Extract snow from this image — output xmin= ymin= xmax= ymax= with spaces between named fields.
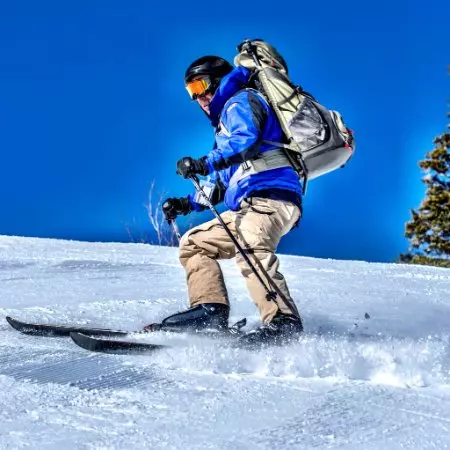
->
xmin=1 ymin=235 xmax=450 ymax=449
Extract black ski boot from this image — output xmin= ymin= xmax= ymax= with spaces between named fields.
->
xmin=236 ymin=313 xmax=303 ymax=349
xmin=145 ymin=303 xmax=229 ymax=333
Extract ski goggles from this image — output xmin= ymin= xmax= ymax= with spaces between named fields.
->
xmin=185 ymin=77 xmax=212 ymax=100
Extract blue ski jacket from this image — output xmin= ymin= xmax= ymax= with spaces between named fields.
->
xmin=188 ymin=67 xmax=302 ymax=212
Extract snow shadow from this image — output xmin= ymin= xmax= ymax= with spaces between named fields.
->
xmin=0 ymin=347 xmax=166 ymax=391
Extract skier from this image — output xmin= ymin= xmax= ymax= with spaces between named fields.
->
xmin=151 ymin=56 xmax=304 ymax=346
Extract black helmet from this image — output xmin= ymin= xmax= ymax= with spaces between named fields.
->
xmin=184 ymin=56 xmax=233 ymax=85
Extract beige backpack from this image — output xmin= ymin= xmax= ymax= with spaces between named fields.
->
xmin=234 ymin=39 xmax=355 ymax=193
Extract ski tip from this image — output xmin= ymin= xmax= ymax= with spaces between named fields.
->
xmin=5 ymin=316 xmax=20 ymax=329
xmin=71 ymin=331 xmax=114 ymax=353
xmin=70 ymin=332 xmax=91 ymax=351
xmin=70 ymin=332 xmax=170 ymax=355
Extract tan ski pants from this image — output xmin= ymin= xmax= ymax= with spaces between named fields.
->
xmin=179 ymin=197 xmax=301 ymax=323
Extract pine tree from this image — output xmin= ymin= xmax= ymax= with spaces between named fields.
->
xmin=401 ymin=66 xmax=450 ymax=267
xmin=402 ymin=131 xmax=450 ymax=267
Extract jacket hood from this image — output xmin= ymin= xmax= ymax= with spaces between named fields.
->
xmin=208 ymin=66 xmax=250 ymax=126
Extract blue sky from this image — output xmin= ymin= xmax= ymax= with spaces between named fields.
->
xmin=0 ymin=1 xmax=448 ymax=262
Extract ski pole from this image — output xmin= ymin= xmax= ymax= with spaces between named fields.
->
xmin=189 ymin=175 xmax=277 ymax=302
xmin=169 ymin=219 xmax=182 ymax=243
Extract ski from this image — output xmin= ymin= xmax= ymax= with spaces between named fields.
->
xmin=5 ymin=316 xmax=131 ymax=337
xmin=6 ymin=316 xmax=247 ymax=339
xmin=70 ymin=319 xmax=250 ymax=355
xmin=70 ymin=332 xmax=169 ymax=354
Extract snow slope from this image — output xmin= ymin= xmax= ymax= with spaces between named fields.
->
xmin=0 ymin=235 xmax=449 ymax=449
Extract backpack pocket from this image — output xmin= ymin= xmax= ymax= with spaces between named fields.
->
xmin=330 ymin=110 xmax=354 ymax=150
xmin=288 ymin=98 xmax=354 ymax=180
xmin=288 ymin=96 xmax=328 ymax=152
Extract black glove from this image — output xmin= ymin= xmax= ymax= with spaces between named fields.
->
xmin=176 ymin=156 xmax=209 ymax=179
xmin=162 ymin=197 xmax=192 ymax=221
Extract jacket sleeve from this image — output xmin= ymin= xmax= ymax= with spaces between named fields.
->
xmin=203 ymin=92 xmax=267 ymax=173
